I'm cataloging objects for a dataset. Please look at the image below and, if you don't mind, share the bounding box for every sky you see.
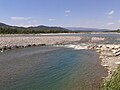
[0,0,120,29]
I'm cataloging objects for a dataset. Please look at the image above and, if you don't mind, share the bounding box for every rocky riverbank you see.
[88,44,120,80]
[65,42,120,80]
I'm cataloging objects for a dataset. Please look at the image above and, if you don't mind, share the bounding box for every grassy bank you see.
[101,65,120,90]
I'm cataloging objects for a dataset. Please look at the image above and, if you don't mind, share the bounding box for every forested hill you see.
[0,23,70,34]
[0,22,119,34]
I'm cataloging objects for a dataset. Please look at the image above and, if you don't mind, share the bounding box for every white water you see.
[54,43,90,50]
[65,44,89,50]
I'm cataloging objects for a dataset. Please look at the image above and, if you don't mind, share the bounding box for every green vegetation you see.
[101,65,120,90]
[0,26,71,34]
[109,29,120,33]
[0,27,70,34]
[116,29,120,33]
[0,22,120,34]
[0,23,74,34]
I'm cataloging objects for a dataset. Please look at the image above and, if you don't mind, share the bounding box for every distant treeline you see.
[0,22,120,34]
[0,26,72,34]
[106,29,120,33]
[116,29,120,33]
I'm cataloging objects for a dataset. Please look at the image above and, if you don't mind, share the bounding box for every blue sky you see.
[0,0,120,29]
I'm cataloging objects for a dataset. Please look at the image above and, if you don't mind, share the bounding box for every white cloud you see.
[100,25,105,27]
[118,20,120,23]
[14,24,39,27]
[108,10,114,15]
[65,10,71,17]
[11,17,38,26]
[48,18,56,21]
[11,17,32,20]
[65,10,71,13]
[108,16,113,18]
[27,21,32,24]
[65,14,69,17]
[11,17,39,27]
[107,22,115,26]
[32,20,37,23]
[27,20,37,24]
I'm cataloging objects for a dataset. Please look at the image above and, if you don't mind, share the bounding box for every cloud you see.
[11,17,38,27]
[65,10,71,13]
[118,20,120,23]
[14,24,40,27]
[100,25,105,27]
[65,14,69,17]
[48,18,56,21]
[11,17,32,20]
[108,16,113,18]
[107,22,115,26]
[11,17,38,26]
[27,20,37,24]
[32,20,37,23]
[65,10,71,16]
[108,10,114,15]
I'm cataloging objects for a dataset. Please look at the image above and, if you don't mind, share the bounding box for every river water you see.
[0,46,107,90]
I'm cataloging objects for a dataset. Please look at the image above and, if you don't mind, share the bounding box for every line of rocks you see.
[0,44,46,52]
[88,44,120,56]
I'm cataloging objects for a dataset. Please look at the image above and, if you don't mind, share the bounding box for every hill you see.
[0,22,118,34]
[0,23,70,34]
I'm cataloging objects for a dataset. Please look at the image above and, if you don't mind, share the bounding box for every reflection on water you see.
[0,46,107,90]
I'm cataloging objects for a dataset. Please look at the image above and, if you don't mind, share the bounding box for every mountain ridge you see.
[0,22,70,34]
[0,22,112,33]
